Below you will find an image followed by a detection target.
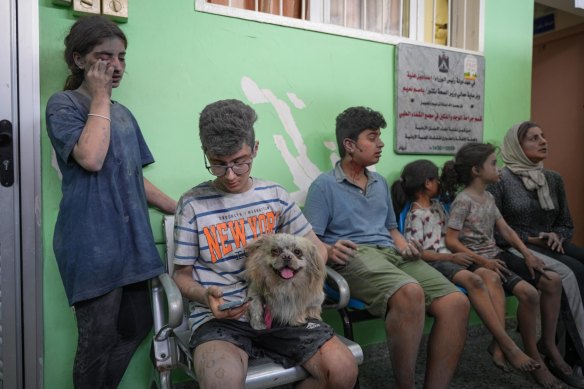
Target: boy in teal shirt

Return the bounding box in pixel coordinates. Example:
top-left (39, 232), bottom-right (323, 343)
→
top-left (304, 106), bottom-right (469, 389)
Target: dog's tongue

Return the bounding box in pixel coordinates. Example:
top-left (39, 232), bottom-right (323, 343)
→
top-left (280, 267), bottom-right (295, 279)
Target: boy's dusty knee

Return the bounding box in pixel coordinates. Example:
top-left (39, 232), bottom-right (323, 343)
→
top-left (430, 291), bottom-right (470, 318)
top-left (390, 283), bottom-right (424, 307)
top-left (452, 291), bottom-right (471, 311)
top-left (466, 272), bottom-right (487, 290)
top-left (386, 283), bottom-right (425, 321)
top-left (515, 283), bottom-right (540, 305)
top-left (548, 271), bottom-right (562, 286)
top-left (327, 357), bottom-right (358, 388)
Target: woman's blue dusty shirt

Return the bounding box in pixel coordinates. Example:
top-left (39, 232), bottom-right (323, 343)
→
top-left (46, 90), bottom-right (163, 305)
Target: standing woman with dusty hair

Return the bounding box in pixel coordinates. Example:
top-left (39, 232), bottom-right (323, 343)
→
top-left (46, 15), bottom-right (176, 388)
top-left (488, 121), bottom-right (584, 383)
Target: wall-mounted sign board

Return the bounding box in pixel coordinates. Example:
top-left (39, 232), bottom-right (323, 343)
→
top-left (395, 43), bottom-right (485, 154)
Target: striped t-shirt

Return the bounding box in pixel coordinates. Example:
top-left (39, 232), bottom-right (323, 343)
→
top-left (174, 178), bottom-right (312, 332)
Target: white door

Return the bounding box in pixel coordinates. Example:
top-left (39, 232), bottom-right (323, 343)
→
top-left (0, 0), bottom-right (42, 388)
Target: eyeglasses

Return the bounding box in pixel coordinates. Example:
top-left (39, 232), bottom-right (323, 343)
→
top-left (204, 154), bottom-right (253, 177)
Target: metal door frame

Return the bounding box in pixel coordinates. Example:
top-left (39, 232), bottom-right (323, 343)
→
top-left (0, 0), bottom-right (42, 388)
top-left (19, 0), bottom-right (43, 387)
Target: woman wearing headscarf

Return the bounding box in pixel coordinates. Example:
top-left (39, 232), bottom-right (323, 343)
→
top-left (488, 121), bottom-right (584, 387)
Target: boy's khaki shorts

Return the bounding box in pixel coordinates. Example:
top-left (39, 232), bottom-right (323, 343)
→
top-left (331, 245), bottom-right (460, 317)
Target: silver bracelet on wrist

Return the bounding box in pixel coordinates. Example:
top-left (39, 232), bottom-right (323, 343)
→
top-left (87, 113), bottom-right (111, 122)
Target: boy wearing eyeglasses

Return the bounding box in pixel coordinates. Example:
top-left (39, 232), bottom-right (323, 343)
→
top-left (172, 99), bottom-right (358, 388)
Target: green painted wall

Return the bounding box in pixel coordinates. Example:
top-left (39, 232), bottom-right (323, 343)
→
top-left (39, 0), bottom-right (534, 387)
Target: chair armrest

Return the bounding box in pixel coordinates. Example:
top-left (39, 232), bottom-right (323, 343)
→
top-left (151, 273), bottom-right (184, 340)
top-left (324, 266), bottom-right (351, 309)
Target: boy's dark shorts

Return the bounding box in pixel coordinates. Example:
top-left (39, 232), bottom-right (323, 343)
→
top-left (431, 259), bottom-right (525, 294)
top-left (495, 251), bottom-right (542, 293)
top-left (190, 318), bottom-right (335, 368)
top-left (430, 261), bottom-right (481, 281)
top-left (431, 251), bottom-right (542, 294)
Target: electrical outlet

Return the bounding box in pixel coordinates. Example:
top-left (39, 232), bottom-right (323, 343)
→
top-left (73, 0), bottom-right (100, 16)
top-left (102, 0), bottom-right (128, 22)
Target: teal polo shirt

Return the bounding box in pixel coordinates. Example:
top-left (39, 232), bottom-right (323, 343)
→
top-left (304, 161), bottom-right (397, 247)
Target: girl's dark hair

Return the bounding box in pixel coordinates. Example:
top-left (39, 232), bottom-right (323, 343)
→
top-left (440, 142), bottom-right (496, 202)
top-left (390, 159), bottom-right (439, 219)
top-left (63, 15), bottom-right (127, 90)
top-left (516, 121), bottom-right (540, 143)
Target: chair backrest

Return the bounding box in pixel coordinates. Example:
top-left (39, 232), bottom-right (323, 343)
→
top-left (163, 215), bottom-right (175, 275)
top-left (398, 201), bottom-right (412, 234)
top-left (442, 201), bottom-right (451, 213)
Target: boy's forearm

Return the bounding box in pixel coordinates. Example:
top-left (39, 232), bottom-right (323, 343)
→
top-left (510, 235), bottom-right (532, 259)
top-left (446, 235), bottom-right (486, 266)
top-left (173, 265), bottom-right (208, 305)
top-left (389, 228), bottom-right (408, 251)
top-left (499, 223), bottom-right (530, 256)
top-left (421, 250), bottom-right (452, 263)
top-left (304, 230), bottom-right (328, 265)
top-left (144, 177), bottom-right (177, 214)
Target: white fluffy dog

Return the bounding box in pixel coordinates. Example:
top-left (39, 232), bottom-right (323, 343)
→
top-left (244, 233), bottom-right (326, 329)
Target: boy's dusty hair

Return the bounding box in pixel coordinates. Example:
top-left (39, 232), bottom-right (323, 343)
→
top-left (199, 99), bottom-right (257, 156)
top-left (336, 106), bottom-right (386, 158)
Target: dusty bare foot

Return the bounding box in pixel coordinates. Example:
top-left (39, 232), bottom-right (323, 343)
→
top-left (502, 345), bottom-right (541, 372)
top-left (531, 364), bottom-right (564, 389)
top-left (488, 341), bottom-right (511, 372)
top-left (537, 340), bottom-right (584, 387)
top-left (537, 340), bottom-right (573, 377)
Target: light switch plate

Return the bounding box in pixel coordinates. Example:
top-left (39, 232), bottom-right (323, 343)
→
top-left (102, 0), bottom-right (128, 22)
top-left (73, 0), bottom-right (100, 16)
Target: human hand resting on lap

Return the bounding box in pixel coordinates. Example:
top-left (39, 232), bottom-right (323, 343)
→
top-left (450, 253), bottom-right (474, 267)
top-left (523, 252), bottom-right (550, 280)
top-left (483, 258), bottom-right (511, 281)
top-left (400, 240), bottom-right (423, 261)
top-left (327, 240), bottom-right (358, 265)
top-left (538, 232), bottom-right (564, 254)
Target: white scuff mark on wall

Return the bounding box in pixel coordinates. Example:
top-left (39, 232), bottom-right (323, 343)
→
top-left (242, 77), bottom-right (269, 104)
top-left (324, 141), bottom-right (340, 167)
top-left (241, 76), bottom-right (337, 205)
top-left (286, 92), bottom-right (306, 109)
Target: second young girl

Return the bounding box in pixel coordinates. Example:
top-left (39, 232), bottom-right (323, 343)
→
top-left (391, 160), bottom-right (538, 374)
top-left (442, 142), bottom-right (570, 389)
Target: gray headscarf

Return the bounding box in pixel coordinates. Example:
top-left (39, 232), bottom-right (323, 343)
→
top-left (501, 122), bottom-right (555, 210)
